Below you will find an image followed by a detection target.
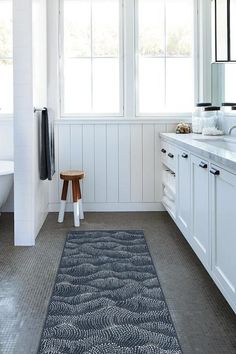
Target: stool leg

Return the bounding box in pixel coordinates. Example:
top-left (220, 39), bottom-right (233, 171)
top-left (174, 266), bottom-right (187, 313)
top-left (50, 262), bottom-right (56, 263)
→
top-left (58, 180), bottom-right (68, 223)
top-left (77, 180), bottom-right (84, 220)
top-left (72, 180), bottom-right (80, 227)
top-left (79, 200), bottom-right (84, 220)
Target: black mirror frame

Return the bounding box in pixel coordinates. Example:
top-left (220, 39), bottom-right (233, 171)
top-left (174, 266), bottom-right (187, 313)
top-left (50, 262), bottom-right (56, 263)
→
top-left (214, 0), bottom-right (236, 62)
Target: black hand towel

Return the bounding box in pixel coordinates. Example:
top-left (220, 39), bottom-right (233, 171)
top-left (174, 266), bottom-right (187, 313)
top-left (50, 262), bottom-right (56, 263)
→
top-left (40, 108), bottom-right (55, 181)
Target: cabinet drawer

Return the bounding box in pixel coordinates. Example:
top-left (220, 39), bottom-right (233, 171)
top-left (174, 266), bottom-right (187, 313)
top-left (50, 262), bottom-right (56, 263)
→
top-left (161, 141), bottom-right (176, 172)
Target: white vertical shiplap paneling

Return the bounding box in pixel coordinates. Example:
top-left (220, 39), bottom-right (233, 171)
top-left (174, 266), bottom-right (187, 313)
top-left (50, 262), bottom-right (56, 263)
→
top-left (155, 124), bottom-right (167, 201)
top-left (70, 125), bottom-right (83, 170)
top-left (166, 124), bottom-right (176, 133)
top-left (50, 122), bottom-right (177, 211)
top-left (49, 124), bottom-right (59, 203)
top-left (143, 125), bottom-right (155, 202)
top-left (58, 125), bottom-right (71, 202)
top-left (130, 125), bottom-right (143, 202)
top-left (118, 125), bottom-right (131, 202)
top-left (82, 125), bottom-right (95, 203)
top-left (106, 125), bottom-right (119, 202)
top-left (94, 125), bottom-right (107, 202)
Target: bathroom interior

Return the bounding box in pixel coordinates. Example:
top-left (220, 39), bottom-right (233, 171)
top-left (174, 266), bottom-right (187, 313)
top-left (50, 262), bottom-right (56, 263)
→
top-left (0, 0), bottom-right (236, 353)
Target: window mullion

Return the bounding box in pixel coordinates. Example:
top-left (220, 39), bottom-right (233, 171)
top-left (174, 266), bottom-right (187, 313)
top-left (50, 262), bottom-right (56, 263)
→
top-left (124, 0), bottom-right (135, 118)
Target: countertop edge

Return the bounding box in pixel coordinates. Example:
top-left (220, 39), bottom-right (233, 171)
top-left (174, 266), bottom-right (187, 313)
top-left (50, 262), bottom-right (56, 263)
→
top-left (160, 133), bottom-right (236, 173)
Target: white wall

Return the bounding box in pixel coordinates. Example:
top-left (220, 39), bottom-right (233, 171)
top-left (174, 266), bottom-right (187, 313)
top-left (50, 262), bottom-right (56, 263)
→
top-left (13, 0), bottom-right (48, 246)
top-left (32, 0), bottom-right (48, 236)
top-left (49, 120), bottom-right (177, 212)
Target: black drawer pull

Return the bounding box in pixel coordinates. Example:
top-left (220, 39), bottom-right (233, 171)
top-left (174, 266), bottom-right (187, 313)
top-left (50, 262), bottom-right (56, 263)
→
top-left (168, 153), bottom-right (174, 159)
top-left (199, 162), bottom-right (208, 169)
top-left (210, 168), bottom-right (220, 176)
top-left (182, 153), bottom-right (188, 159)
top-left (161, 148), bottom-right (166, 154)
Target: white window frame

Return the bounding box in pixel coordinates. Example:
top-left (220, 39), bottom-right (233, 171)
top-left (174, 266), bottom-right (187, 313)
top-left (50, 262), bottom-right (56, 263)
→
top-left (0, 0), bottom-right (13, 119)
top-left (59, 0), bottom-right (124, 118)
top-left (135, 0), bottom-right (199, 117)
top-left (56, 0), bottom-right (210, 119)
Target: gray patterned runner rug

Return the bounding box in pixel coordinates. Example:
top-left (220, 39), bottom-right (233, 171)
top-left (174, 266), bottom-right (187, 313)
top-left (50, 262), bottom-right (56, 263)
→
top-left (38, 230), bottom-right (182, 354)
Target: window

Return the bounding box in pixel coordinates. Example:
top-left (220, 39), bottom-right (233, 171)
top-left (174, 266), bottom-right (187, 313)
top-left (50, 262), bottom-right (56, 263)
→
top-left (0, 0), bottom-right (13, 115)
top-left (59, 0), bottom-right (196, 117)
top-left (137, 0), bottom-right (194, 114)
top-left (61, 0), bottom-right (123, 116)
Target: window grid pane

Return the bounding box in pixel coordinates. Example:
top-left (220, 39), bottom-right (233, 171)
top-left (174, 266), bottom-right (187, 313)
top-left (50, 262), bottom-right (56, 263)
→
top-left (62, 0), bottom-right (122, 115)
top-left (137, 0), bottom-right (194, 114)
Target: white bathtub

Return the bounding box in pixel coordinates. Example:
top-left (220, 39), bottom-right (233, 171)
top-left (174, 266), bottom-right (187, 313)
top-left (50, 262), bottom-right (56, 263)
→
top-left (0, 161), bottom-right (14, 210)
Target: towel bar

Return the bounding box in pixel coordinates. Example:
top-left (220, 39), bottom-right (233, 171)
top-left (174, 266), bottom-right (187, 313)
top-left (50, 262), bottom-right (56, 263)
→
top-left (34, 107), bottom-right (46, 113)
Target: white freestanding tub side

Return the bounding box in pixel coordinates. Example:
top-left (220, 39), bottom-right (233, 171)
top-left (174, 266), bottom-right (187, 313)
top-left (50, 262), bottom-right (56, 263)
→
top-left (0, 161), bottom-right (14, 210)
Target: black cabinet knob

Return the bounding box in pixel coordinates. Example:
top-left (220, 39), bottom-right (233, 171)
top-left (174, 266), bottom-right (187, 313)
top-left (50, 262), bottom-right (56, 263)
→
top-left (210, 168), bottom-right (220, 176)
top-left (199, 162), bottom-right (208, 169)
top-left (182, 153), bottom-right (188, 159)
top-left (168, 153), bottom-right (174, 159)
top-left (161, 148), bottom-right (166, 154)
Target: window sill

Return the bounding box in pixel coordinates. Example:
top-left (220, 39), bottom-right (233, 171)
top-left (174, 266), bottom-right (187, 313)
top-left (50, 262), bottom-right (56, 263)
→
top-left (0, 115), bottom-right (13, 122)
top-left (54, 115), bottom-right (191, 125)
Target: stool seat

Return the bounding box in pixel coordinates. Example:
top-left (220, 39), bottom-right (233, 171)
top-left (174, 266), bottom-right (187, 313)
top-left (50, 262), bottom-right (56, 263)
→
top-left (60, 170), bottom-right (85, 181)
top-left (58, 170), bottom-right (85, 227)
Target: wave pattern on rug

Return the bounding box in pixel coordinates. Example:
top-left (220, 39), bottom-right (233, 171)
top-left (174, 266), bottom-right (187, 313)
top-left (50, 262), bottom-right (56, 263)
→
top-left (38, 230), bottom-right (182, 354)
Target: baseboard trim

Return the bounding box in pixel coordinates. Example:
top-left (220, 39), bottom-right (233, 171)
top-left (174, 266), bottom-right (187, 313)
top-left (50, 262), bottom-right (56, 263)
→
top-left (49, 202), bottom-right (165, 212)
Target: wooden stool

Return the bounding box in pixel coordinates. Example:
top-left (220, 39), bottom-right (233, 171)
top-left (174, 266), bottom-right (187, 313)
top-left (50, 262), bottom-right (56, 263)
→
top-left (58, 170), bottom-right (85, 227)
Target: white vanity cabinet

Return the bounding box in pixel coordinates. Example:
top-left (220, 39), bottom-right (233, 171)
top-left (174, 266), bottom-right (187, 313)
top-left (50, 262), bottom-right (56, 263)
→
top-left (160, 141), bottom-right (176, 172)
top-left (190, 155), bottom-right (210, 270)
top-left (160, 136), bottom-right (236, 313)
top-left (210, 164), bottom-right (236, 308)
top-left (176, 148), bottom-right (191, 242)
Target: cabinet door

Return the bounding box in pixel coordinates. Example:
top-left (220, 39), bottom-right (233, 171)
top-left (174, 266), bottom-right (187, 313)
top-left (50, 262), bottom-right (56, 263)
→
top-left (161, 140), bottom-right (176, 172)
top-left (191, 155), bottom-right (210, 269)
top-left (210, 165), bottom-right (236, 310)
top-left (176, 149), bottom-right (191, 241)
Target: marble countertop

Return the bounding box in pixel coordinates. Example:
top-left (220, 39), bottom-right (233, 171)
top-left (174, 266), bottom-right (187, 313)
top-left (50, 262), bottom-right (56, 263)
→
top-left (160, 133), bottom-right (236, 172)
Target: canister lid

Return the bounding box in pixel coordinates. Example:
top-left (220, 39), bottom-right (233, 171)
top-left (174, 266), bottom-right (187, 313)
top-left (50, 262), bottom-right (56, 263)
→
top-left (196, 103), bottom-right (212, 107)
top-left (222, 102), bottom-right (236, 106)
top-left (204, 106), bottom-right (220, 111)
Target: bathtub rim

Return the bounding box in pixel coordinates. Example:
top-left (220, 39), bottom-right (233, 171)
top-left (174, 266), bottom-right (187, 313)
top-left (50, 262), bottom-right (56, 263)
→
top-left (0, 160), bottom-right (14, 176)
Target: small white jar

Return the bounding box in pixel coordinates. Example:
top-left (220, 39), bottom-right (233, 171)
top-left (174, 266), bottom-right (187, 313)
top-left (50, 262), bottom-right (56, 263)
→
top-left (192, 103), bottom-right (212, 134)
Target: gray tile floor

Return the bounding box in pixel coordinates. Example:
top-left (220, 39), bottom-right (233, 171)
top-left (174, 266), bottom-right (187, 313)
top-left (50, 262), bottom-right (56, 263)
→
top-left (0, 212), bottom-right (236, 354)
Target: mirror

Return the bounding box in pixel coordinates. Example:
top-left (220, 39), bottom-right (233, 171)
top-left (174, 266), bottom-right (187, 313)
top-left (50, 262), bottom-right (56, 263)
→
top-left (211, 63), bottom-right (236, 105)
top-left (230, 0), bottom-right (236, 60)
top-left (213, 0), bottom-right (236, 62)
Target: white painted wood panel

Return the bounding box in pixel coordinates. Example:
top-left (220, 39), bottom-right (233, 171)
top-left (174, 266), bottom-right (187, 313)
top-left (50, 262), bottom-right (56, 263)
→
top-left (95, 125), bottom-right (107, 202)
top-left (118, 125), bottom-right (131, 202)
top-left (191, 154), bottom-right (210, 269)
top-left (143, 125), bottom-right (155, 202)
top-left (71, 125), bottom-right (83, 171)
top-left (82, 125), bottom-right (95, 203)
top-left (211, 165), bottom-right (236, 309)
top-left (58, 125), bottom-right (71, 202)
top-left (130, 125), bottom-right (143, 202)
top-left (49, 122), bottom-right (176, 211)
top-left (49, 125), bottom-right (59, 204)
top-left (106, 125), bottom-right (119, 202)
top-left (155, 124), bottom-right (166, 201)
